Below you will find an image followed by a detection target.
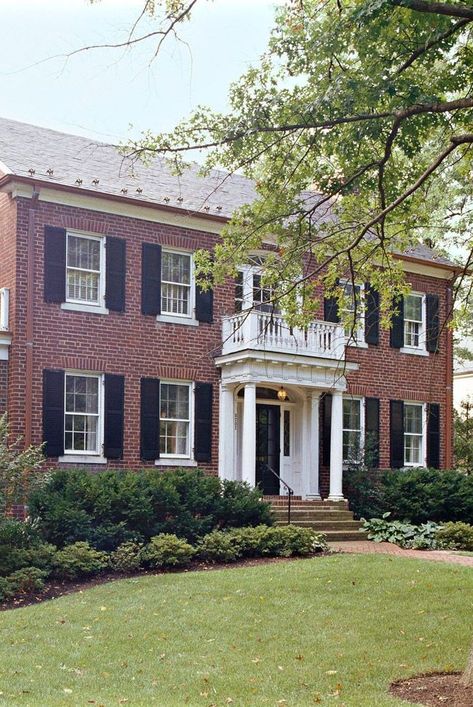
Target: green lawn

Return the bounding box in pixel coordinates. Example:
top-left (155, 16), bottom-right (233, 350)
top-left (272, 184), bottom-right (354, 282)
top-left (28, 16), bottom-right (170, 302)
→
top-left (0, 555), bottom-right (471, 706)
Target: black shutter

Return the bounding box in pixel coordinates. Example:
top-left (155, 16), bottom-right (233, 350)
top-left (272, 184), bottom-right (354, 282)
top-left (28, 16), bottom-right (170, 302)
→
top-left (141, 378), bottom-right (160, 461)
top-left (365, 397), bottom-right (380, 468)
top-left (427, 403), bottom-right (440, 469)
top-left (365, 283), bottom-right (379, 345)
top-left (44, 226), bottom-right (66, 303)
top-left (390, 400), bottom-right (404, 468)
top-left (426, 294), bottom-right (440, 353)
top-left (390, 296), bottom-right (404, 349)
top-left (324, 296), bottom-right (339, 323)
top-left (105, 237), bottom-right (126, 312)
top-left (104, 374), bottom-right (125, 459)
top-left (141, 243), bottom-right (161, 315)
top-left (322, 393), bottom-right (332, 466)
top-left (42, 369), bottom-right (65, 457)
top-left (195, 285), bottom-right (213, 323)
top-left (194, 382), bottom-right (213, 463)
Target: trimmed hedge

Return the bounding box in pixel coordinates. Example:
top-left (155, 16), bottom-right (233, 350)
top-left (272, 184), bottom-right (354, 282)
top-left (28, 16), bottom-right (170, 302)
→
top-left (344, 467), bottom-right (473, 523)
top-left (28, 468), bottom-right (273, 549)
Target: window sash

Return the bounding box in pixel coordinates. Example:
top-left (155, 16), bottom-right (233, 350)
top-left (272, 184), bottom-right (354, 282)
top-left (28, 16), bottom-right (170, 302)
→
top-left (161, 252), bottom-right (192, 316)
top-left (66, 234), bottom-right (103, 306)
top-left (341, 282), bottom-right (364, 340)
top-left (342, 398), bottom-right (363, 462)
top-left (404, 295), bottom-right (424, 348)
top-left (64, 374), bottom-right (102, 455)
top-left (159, 382), bottom-right (191, 457)
top-left (403, 403), bottom-right (424, 466)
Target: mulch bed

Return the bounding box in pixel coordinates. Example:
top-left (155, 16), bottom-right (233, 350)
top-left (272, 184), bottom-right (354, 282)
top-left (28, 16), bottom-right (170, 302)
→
top-left (0, 553), bottom-right (326, 612)
top-left (390, 672), bottom-right (473, 706)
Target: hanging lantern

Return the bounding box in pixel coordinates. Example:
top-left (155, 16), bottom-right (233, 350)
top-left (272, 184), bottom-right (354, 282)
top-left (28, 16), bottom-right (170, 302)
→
top-left (277, 387), bottom-right (288, 402)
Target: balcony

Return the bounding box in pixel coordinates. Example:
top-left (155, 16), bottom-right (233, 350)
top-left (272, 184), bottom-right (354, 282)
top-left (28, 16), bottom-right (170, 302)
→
top-left (221, 310), bottom-right (345, 360)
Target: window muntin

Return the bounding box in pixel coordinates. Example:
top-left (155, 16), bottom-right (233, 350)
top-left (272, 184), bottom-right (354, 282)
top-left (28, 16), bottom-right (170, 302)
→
top-left (404, 294), bottom-right (424, 349)
top-left (404, 403), bottom-right (424, 466)
top-left (343, 398), bottom-right (363, 463)
top-left (341, 282), bottom-right (364, 340)
top-left (66, 234), bottom-right (103, 305)
top-left (64, 374), bottom-right (102, 454)
top-left (161, 251), bottom-right (192, 317)
top-left (234, 264), bottom-right (277, 314)
top-left (160, 382), bottom-right (191, 457)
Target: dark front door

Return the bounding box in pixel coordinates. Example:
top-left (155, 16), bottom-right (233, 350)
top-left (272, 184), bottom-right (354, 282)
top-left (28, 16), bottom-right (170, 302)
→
top-left (255, 404), bottom-right (281, 494)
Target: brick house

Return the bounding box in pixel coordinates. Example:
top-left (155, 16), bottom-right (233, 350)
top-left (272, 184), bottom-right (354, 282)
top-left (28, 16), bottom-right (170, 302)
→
top-left (0, 117), bottom-right (459, 503)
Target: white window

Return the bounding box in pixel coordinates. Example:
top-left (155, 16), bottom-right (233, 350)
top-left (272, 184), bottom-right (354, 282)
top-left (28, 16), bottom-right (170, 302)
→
top-left (64, 373), bottom-right (103, 455)
top-left (343, 397), bottom-right (364, 463)
top-left (404, 403), bottom-right (425, 466)
top-left (161, 251), bottom-right (192, 317)
top-left (404, 294), bottom-right (425, 349)
top-left (341, 281), bottom-right (364, 342)
top-left (235, 264), bottom-right (277, 314)
top-left (66, 233), bottom-right (105, 306)
top-left (160, 382), bottom-right (192, 457)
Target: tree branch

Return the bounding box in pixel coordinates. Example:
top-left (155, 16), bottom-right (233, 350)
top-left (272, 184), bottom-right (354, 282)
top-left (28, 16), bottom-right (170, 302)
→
top-left (393, 17), bottom-right (471, 75)
top-left (392, 0), bottom-right (473, 20)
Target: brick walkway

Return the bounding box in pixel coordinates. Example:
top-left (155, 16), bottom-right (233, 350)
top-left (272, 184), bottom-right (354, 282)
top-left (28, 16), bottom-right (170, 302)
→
top-left (328, 541), bottom-right (473, 568)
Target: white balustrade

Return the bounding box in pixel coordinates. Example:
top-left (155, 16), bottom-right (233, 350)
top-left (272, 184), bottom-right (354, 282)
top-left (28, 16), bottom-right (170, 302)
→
top-left (0, 289), bottom-right (9, 331)
top-left (222, 309), bottom-right (345, 360)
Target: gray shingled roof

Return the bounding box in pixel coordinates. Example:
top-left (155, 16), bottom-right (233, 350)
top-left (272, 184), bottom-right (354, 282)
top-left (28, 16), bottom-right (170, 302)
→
top-left (0, 116), bottom-right (459, 269)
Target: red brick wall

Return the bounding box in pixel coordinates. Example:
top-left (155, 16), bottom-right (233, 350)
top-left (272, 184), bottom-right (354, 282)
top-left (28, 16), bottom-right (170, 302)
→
top-left (0, 194), bottom-right (17, 421)
top-left (6, 196), bottom-right (453, 488)
top-left (0, 360), bottom-right (7, 414)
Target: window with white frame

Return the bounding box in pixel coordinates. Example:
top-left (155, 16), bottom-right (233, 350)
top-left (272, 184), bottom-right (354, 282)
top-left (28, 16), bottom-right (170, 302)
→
top-left (404, 403), bottom-right (424, 466)
top-left (342, 397), bottom-right (363, 463)
top-left (66, 233), bottom-right (104, 306)
top-left (161, 251), bottom-right (192, 317)
top-left (64, 373), bottom-right (102, 454)
top-left (404, 294), bottom-right (425, 349)
top-left (235, 261), bottom-right (277, 313)
top-left (160, 382), bottom-right (191, 457)
top-left (341, 281), bottom-right (364, 341)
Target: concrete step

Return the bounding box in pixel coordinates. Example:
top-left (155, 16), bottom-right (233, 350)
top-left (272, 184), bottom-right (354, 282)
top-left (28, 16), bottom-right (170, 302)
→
top-left (270, 503), bottom-right (349, 511)
top-left (275, 520), bottom-right (364, 531)
top-left (324, 530), bottom-right (369, 542)
top-left (272, 510), bottom-right (355, 521)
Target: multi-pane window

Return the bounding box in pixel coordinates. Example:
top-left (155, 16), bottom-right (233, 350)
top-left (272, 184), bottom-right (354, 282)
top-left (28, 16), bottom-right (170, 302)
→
top-left (160, 382), bottom-right (191, 456)
top-left (161, 251), bottom-right (192, 316)
top-left (342, 282), bottom-right (364, 340)
top-left (404, 403), bottom-right (424, 466)
top-left (343, 398), bottom-right (362, 463)
top-left (64, 374), bottom-right (101, 454)
top-left (66, 234), bottom-right (103, 305)
top-left (234, 268), bottom-right (276, 313)
top-left (404, 294), bottom-right (424, 348)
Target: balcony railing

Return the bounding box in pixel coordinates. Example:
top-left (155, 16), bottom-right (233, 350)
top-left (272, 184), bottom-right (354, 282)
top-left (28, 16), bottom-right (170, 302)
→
top-left (0, 288), bottom-right (9, 331)
top-left (222, 310), bottom-right (345, 360)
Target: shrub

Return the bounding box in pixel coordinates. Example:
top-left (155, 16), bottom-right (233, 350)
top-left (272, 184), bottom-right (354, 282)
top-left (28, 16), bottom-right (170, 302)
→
top-left (343, 465), bottom-right (386, 520)
top-left (142, 534), bottom-right (195, 569)
top-left (361, 513), bottom-right (440, 549)
top-left (0, 518), bottom-right (56, 577)
top-left (227, 525), bottom-right (327, 558)
top-left (229, 525), bottom-right (269, 557)
top-left (28, 468), bottom-right (272, 549)
top-left (53, 542), bottom-right (109, 580)
top-left (110, 542), bottom-right (143, 572)
top-left (197, 531), bottom-right (240, 563)
top-left (7, 567), bottom-right (47, 594)
top-left (436, 522), bottom-right (473, 551)
top-left (0, 577), bottom-right (15, 602)
top-left (0, 413), bottom-right (45, 515)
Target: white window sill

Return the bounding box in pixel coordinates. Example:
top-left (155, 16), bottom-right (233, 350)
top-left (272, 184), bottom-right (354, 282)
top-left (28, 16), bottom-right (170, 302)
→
top-left (61, 302), bottom-right (109, 315)
top-left (58, 454), bottom-right (107, 464)
top-left (400, 347), bottom-right (429, 357)
top-left (155, 458), bottom-right (198, 467)
top-left (156, 314), bottom-right (199, 327)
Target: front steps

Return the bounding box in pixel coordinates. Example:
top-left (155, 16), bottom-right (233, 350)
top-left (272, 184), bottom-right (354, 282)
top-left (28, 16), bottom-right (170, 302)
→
top-left (264, 496), bottom-right (368, 542)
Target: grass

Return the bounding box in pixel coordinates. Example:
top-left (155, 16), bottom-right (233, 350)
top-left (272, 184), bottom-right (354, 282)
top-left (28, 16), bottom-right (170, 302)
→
top-left (0, 555), bottom-right (471, 706)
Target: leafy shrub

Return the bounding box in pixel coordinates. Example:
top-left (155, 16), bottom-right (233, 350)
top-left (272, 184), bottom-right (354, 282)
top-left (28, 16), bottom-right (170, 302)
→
top-left (229, 525), bottom-right (269, 557)
top-left (142, 534), bottom-right (195, 569)
top-left (110, 542), bottom-right (143, 572)
top-left (345, 467), bottom-right (473, 523)
top-left (361, 513), bottom-right (440, 549)
top-left (225, 525), bottom-right (327, 558)
top-left (0, 577), bottom-right (15, 602)
top-left (436, 522), bottom-right (473, 551)
top-left (0, 518), bottom-right (42, 548)
top-left (7, 567), bottom-right (47, 594)
top-left (197, 531), bottom-right (240, 563)
top-left (28, 468), bottom-right (272, 549)
top-left (0, 413), bottom-right (45, 515)
top-left (53, 542), bottom-right (109, 580)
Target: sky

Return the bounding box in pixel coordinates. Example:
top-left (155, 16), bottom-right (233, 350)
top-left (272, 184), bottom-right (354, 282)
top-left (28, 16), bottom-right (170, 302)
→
top-left (0, 0), bottom-right (279, 144)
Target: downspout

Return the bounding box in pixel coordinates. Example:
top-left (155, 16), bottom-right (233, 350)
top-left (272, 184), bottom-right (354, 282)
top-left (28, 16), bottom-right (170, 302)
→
top-left (24, 188), bottom-right (39, 447)
top-left (445, 282), bottom-right (454, 469)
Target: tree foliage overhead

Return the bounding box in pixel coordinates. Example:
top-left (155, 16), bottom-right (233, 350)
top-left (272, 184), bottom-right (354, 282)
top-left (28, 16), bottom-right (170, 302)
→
top-left (125, 0), bottom-right (472, 327)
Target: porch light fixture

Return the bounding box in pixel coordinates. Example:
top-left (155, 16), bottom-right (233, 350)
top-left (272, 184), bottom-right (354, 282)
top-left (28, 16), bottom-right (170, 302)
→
top-left (277, 387), bottom-right (288, 402)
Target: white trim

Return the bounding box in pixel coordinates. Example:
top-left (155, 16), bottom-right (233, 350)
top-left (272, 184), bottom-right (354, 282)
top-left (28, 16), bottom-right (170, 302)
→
top-left (58, 454), bottom-right (107, 465)
top-left (65, 231), bottom-right (106, 309)
top-left (400, 346), bottom-right (429, 357)
top-left (159, 380), bottom-right (193, 460)
top-left (61, 302), bottom-right (109, 315)
top-left (403, 292), bottom-right (427, 353)
top-left (155, 458), bottom-right (198, 467)
top-left (63, 372), bottom-right (104, 457)
top-left (156, 314), bottom-right (199, 327)
top-left (403, 401), bottom-right (427, 467)
top-left (342, 395), bottom-right (365, 465)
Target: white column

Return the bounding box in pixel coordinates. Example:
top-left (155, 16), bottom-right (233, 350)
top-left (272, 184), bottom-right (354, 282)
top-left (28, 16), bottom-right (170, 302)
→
top-left (329, 389), bottom-right (345, 501)
top-left (307, 391), bottom-right (321, 499)
top-left (218, 383), bottom-right (235, 480)
top-left (241, 382), bottom-right (256, 487)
